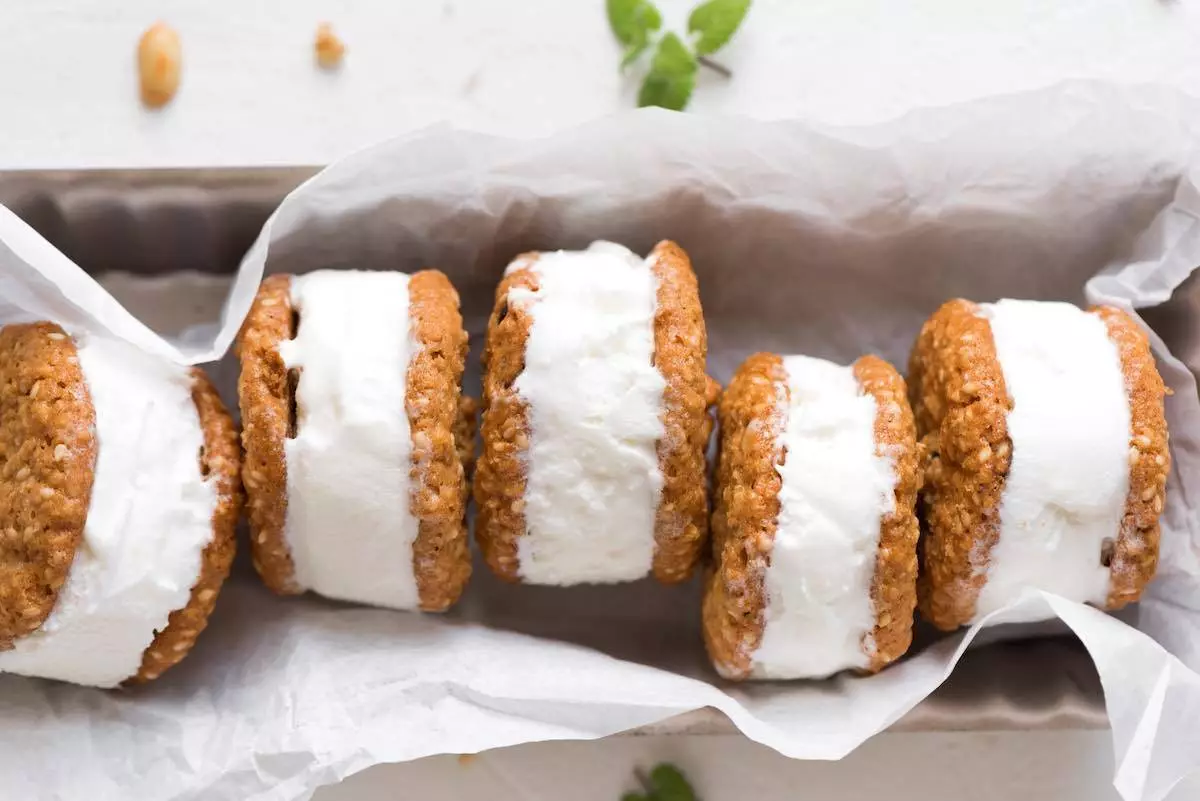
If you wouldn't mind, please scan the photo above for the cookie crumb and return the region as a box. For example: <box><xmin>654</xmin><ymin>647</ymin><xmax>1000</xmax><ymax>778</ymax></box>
<box><xmin>138</xmin><ymin>22</ymin><xmax>182</xmax><ymax>108</ymax></box>
<box><xmin>314</xmin><ymin>23</ymin><xmax>345</xmax><ymax>70</ymax></box>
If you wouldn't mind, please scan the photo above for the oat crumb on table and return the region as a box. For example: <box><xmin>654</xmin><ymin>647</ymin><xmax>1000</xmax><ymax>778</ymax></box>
<box><xmin>315</xmin><ymin>23</ymin><xmax>346</xmax><ymax>70</ymax></box>
<box><xmin>138</xmin><ymin>21</ymin><xmax>182</xmax><ymax>108</ymax></box>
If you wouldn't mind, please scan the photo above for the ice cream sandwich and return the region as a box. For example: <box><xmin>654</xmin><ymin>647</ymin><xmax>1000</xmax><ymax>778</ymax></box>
<box><xmin>909</xmin><ymin>299</ymin><xmax>1169</xmax><ymax>630</ymax></box>
<box><xmin>703</xmin><ymin>353</ymin><xmax>921</xmax><ymax>680</ymax></box>
<box><xmin>238</xmin><ymin>269</ymin><xmax>474</xmax><ymax>612</ymax></box>
<box><xmin>474</xmin><ymin>241</ymin><xmax>718</xmax><ymax>585</ymax></box>
<box><xmin>0</xmin><ymin>323</ymin><xmax>240</xmax><ymax>687</ymax></box>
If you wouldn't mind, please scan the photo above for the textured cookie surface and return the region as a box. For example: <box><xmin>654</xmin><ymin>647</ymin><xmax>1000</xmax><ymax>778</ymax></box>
<box><xmin>908</xmin><ymin>299</ymin><xmax>1013</xmax><ymax>631</ymax></box>
<box><xmin>702</xmin><ymin>353</ymin><xmax>785</xmax><ymax>679</ymax></box>
<box><xmin>474</xmin><ymin>256</ymin><xmax>539</xmax><ymax>582</ymax></box>
<box><xmin>1092</xmin><ymin>306</ymin><xmax>1169</xmax><ymax>609</ymax></box>
<box><xmin>238</xmin><ymin>274</ymin><xmax>298</xmax><ymax>594</ymax></box>
<box><xmin>0</xmin><ymin>323</ymin><xmax>97</xmax><ymax>649</ymax></box>
<box><xmin>649</xmin><ymin>241</ymin><xmax>716</xmax><ymax>584</ymax></box>
<box><xmin>853</xmin><ymin>355</ymin><xmax>921</xmax><ymax>671</ymax></box>
<box><xmin>407</xmin><ymin>270</ymin><xmax>473</xmax><ymax>612</ymax></box>
<box><xmin>131</xmin><ymin>369</ymin><xmax>241</xmax><ymax>683</ymax></box>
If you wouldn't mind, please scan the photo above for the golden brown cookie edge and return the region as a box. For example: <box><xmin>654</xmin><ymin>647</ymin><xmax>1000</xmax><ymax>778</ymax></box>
<box><xmin>237</xmin><ymin>274</ymin><xmax>300</xmax><ymax>595</ymax></box>
<box><xmin>408</xmin><ymin>270</ymin><xmax>473</xmax><ymax>612</ymax></box>
<box><xmin>473</xmin><ymin>255</ymin><xmax>539</xmax><ymax>582</ymax></box>
<box><xmin>1091</xmin><ymin>306</ymin><xmax>1170</xmax><ymax>609</ymax></box>
<box><xmin>853</xmin><ymin>355</ymin><xmax>921</xmax><ymax>671</ymax></box>
<box><xmin>0</xmin><ymin>322</ymin><xmax>97</xmax><ymax>648</ymax></box>
<box><xmin>701</xmin><ymin>353</ymin><xmax>785</xmax><ymax>680</ymax></box>
<box><xmin>909</xmin><ymin>299</ymin><xmax>1013</xmax><ymax>631</ymax></box>
<box><xmin>649</xmin><ymin>241</ymin><xmax>714</xmax><ymax>584</ymax></box>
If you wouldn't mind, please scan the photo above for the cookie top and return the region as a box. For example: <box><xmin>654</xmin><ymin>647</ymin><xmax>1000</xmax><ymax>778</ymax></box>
<box><xmin>648</xmin><ymin>241</ymin><xmax>716</xmax><ymax>584</ymax></box>
<box><xmin>0</xmin><ymin>323</ymin><xmax>97</xmax><ymax>648</ymax></box>
<box><xmin>703</xmin><ymin>352</ymin><xmax>787</xmax><ymax>678</ymax></box>
<box><xmin>237</xmin><ymin>274</ymin><xmax>299</xmax><ymax>595</ymax></box>
<box><xmin>406</xmin><ymin>270</ymin><xmax>473</xmax><ymax>612</ymax></box>
<box><xmin>908</xmin><ymin>299</ymin><xmax>1012</xmax><ymax>630</ymax></box>
<box><xmin>474</xmin><ymin>256</ymin><xmax>539</xmax><ymax>582</ymax></box>
<box><xmin>130</xmin><ymin>368</ymin><xmax>241</xmax><ymax>684</ymax></box>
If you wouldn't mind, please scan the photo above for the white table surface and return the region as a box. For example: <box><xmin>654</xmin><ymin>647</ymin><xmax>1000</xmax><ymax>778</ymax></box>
<box><xmin>317</xmin><ymin>732</ymin><xmax>1200</xmax><ymax>801</ymax></box>
<box><xmin>5</xmin><ymin>0</ymin><xmax>1200</xmax><ymax>169</ymax></box>
<box><xmin>5</xmin><ymin>2</ymin><xmax>1200</xmax><ymax>800</ymax></box>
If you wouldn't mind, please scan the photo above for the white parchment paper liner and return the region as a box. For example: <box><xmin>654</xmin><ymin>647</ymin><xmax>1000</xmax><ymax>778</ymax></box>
<box><xmin>0</xmin><ymin>81</ymin><xmax>1199</xmax><ymax>801</ymax></box>
<box><xmin>0</xmin><ymin>204</ymin><xmax>258</xmax><ymax>364</ymax></box>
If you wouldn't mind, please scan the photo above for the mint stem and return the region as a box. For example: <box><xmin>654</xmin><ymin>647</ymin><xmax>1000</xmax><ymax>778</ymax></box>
<box><xmin>697</xmin><ymin>55</ymin><xmax>732</xmax><ymax>77</ymax></box>
<box><xmin>634</xmin><ymin>768</ymin><xmax>655</xmax><ymax>794</ymax></box>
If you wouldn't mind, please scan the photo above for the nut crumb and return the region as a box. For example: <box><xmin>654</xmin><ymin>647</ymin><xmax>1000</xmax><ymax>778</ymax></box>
<box><xmin>138</xmin><ymin>22</ymin><xmax>182</xmax><ymax>108</ymax></box>
<box><xmin>314</xmin><ymin>23</ymin><xmax>345</xmax><ymax>69</ymax></box>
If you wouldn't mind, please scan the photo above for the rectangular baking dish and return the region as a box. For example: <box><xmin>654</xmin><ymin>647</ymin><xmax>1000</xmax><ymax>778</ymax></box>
<box><xmin>0</xmin><ymin>166</ymin><xmax>1146</xmax><ymax>734</ymax></box>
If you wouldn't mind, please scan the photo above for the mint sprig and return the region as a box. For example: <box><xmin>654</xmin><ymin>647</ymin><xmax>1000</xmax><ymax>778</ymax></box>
<box><xmin>622</xmin><ymin>763</ymin><xmax>698</xmax><ymax>801</ymax></box>
<box><xmin>608</xmin><ymin>0</ymin><xmax>751</xmax><ymax>111</ymax></box>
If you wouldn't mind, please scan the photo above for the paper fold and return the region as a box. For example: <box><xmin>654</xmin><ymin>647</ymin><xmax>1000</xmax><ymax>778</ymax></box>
<box><xmin>0</xmin><ymin>205</ymin><xmax>258</xmax><ymax>365</ymax></box>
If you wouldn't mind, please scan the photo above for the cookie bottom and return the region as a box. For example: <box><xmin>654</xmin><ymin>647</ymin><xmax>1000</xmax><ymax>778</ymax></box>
<box><xmin>129</xmin><ymin>369</ymin><xmax>241</xmax><ymax>684</ymax></box>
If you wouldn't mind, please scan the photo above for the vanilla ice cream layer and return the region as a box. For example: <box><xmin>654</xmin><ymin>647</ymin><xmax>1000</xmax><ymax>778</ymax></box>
<box><xmin>0</xmin><ymin>335</ymin><xmax>217</xmax><ymax>688</ymax></box>
<box><xmin>508</xmin><ymin>242</ymin><xmax>667</xmax><ymax>585</ymax></box>
<box><xmin>279</xmin><ymin>270</ymin><xmax>422</xmax><ymax>610</ymax></box>
<box><xmin>749</xmin><ymin>355</ymin><xmax>896</xmax><ymax>680</ymax></box>
<box><xmin>972</xmin><ymin>300</ymin><xmax>1131</xmax><ymax>622</ymax></box>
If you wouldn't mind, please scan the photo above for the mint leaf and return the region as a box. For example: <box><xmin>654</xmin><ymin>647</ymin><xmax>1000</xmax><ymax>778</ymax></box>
<box><xmin>608</xmin><ymin>0</ymin><xmax>663</xmax><ymax>47</ymax></box>
<box><xmin>637</xmin><ymin>33</ymin><xmax>697</xmax><ymax>111</ymax></box>
<box><xmin>649</xmin><ymin>764</ymin><xmax>697</xmax><ymax>801</ymax></box>
<box><xmin>687</xmin><ymin>0</ymin><xmax>751</xmax><ymax>55</ymax></box>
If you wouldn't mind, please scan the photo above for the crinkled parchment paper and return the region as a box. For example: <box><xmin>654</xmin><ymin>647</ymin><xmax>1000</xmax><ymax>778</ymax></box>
<box><xmin>0</xmin><ymin>82</ymin><xmax>1198</xmax><ymax>801</ymax></box>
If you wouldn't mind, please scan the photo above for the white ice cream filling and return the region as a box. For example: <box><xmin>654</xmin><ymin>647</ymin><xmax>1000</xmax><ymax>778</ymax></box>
<box><xmin>749</xmin><ymin>355</ymin><xmax>896</xmax><ymax>680</ymax></box>
<box><xmin>0</xmin><ymin>334</ymin><xmax>217</xmax><ymax>688</ymax></box>
<box><xmin>508</xmin><ymin>241</ymin><xmax>667</xmax><ymax>585</ymax></box>
<box><xmin>972</xmin><ymin>299</ymin><xmax>1131</xmax><ymax>622</ymax></box>
<box><xmin>279</xmin><ymin>269</ymin><xmax>423</xmax><ymax>610</ymax></box>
